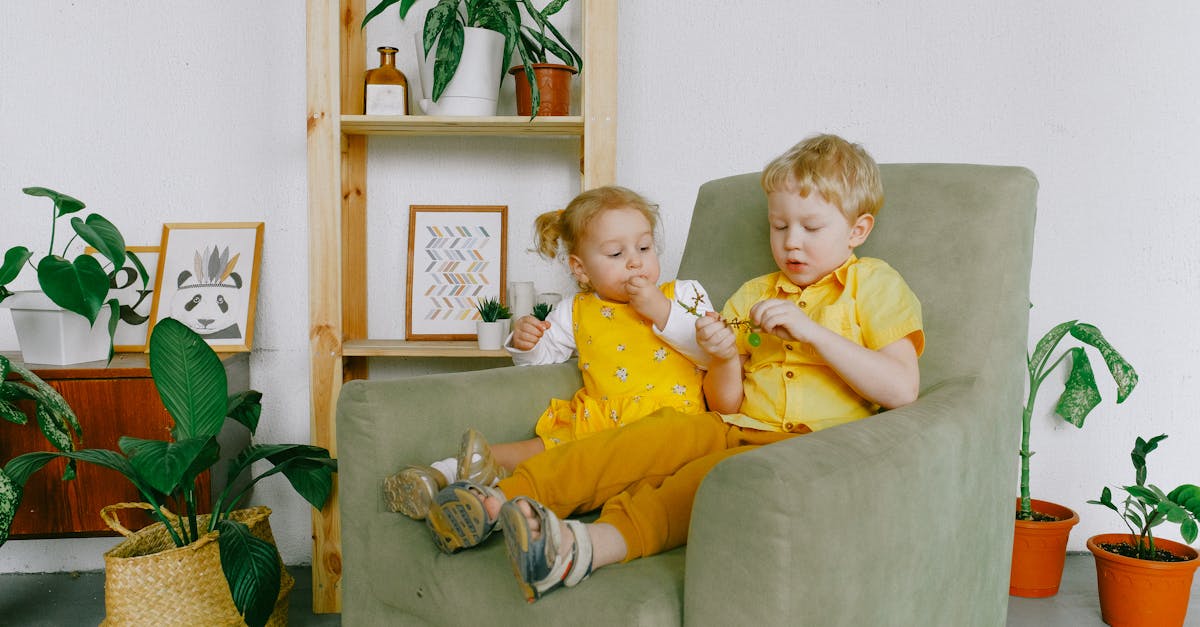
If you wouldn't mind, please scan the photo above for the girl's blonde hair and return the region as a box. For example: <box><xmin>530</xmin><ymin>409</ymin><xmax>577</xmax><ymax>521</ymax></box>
<box><xmin>761</xmin><ymin>134</ymin><xmax>884</xmax><ymax>220</ymax></box>
<box><xmin>533</xmin><ymin>186</ymin><xmax>660</xmax><ymax>292</ymax></box>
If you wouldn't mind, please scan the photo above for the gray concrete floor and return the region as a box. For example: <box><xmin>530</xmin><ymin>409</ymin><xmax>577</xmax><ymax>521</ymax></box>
<box><xmin>0</xmin><ymin>554</ymin><xmax>1196</xmax><ymax>625</ymax></box>
<box><xmin>1007</xmin><ymin>553</ymin><xmax>1199</xmax><ymax>626</ymax></box>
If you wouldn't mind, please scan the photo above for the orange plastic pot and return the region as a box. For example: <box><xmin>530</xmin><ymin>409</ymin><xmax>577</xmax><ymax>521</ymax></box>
<box><xmin>1088</xmin><ymin>533</ymin><xmax>1199</xmax><ymax>627</ymax></box>
<box><xmin>1010</xmin><ymin>498</ymin><xmax>1079</xmax><ymax>597</ymax></box>
<box><xmin>508</xmin><ymin>63</ymin><xmax>577</xmax><ymax>117</ymax></box>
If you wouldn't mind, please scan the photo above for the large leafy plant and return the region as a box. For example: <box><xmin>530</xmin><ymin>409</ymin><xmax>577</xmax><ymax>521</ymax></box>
<box><xmin>1089</xmin><ymin>434</ymin><xmax>1199</xmax><ymax>560</ymax></box>
<box><xmin>1018</xmin><ymin>320</ymin><xmax>1138</xmax><ymax>520</ymax></box>
<box><xmin>362</xmin><ymin>0</ymin><xmax>582</xmax><ymax>116</ymax></box>
<box><xmin>0</xmin><ymin>318</ymin><xmax>337</xmax><ymax>627</ymax></box>
<box><xmin>0</xmin><ymin>187</ymin><xmax>147</xmax><ymax>358</ymax></box>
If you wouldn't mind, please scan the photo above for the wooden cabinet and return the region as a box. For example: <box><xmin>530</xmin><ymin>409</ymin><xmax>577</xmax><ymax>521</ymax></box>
<box><xmin>305</xmin><ymin>0</ymin><xmax>617</xmax><ymax>611</ymax></box>
<box><xmin>0</xmin><ymin>353</ymin><xmax>249</xmax><ymax>538</ymax></box>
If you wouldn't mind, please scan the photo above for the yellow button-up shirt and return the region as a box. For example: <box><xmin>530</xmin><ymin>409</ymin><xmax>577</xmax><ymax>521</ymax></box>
<box><xmin>719</xmin><ymin>255</ymin><xmax>924</xmax><ymax>433</ymax></box>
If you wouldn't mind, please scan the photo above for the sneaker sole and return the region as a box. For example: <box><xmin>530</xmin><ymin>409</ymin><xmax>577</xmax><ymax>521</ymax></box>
<box><xmin>500</xmin><ymin>502</ymin><xmax>538</xmax><ymax>603</ymax></box>
<box><xmin>384</xmin><ymin>471</ymin><xmax>435</xmax><ymax>520</ymax></box>
<box><xmin>426</xmin><ymin>484</ymin><xmax>493</xmax><ymax>554</ymax></box>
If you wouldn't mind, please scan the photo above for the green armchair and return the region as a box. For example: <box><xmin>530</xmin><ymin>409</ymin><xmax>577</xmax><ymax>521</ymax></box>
<box><xmin>336</xmin><ymin>164</ymin><xmax>1038</xmax><ymax>625</ymax></box>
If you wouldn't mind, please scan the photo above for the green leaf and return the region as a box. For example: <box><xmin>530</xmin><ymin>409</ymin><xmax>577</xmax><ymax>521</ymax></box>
<box><xmin>124</xmin><ymin>250</ymin><xmax>150</xmax><ymax>287</ymax></box>
<box><xmin>1029</xmin><ymin>320</ymin><xmax>1076</xmax><ymax>377</ymax></box>
<box><xmin>1068</xmin><ymin>323</ymin><xmax>1139</xmax><ymax>402</ymax></box>
<box><xmin>227</xmin><ymin>390</ymin><xmax>263</xmax><ymax>434</ymax></box>
<box><xmin>149</xmin><ymin>318</ymin><xmax>228</xmax><ymax>440</ymax></box>
<box><xmin>1168</xmin><ymin>484</ymin><xmax>1200</xmax><ymax>518</ymax></box>
<box><xmin>227</xmin><ymin>445</ymin><xmax>337</xmax><ymax>510</ymax></box>
<box><xmin>0</xmin><ymin>468</ymin><xmax>20</xmax><ymax>546</ymax></box>
<box><xmin>361</xmin><ymin>0</ymin><xmax>404</xmax><ymax>27</ymax></box>
<box><xmin>0</xmin><ymin>246</ymin><xmax>33</xmax><ymax>285</ymax></box>
<box><xmin>36</xmin><ymin>255</ymin><xmax>107</xmax><ymax>323</ymax></box>
<box><xmin>22</xmin><ymin>187</ymin><xmax>86</xmax><ymax>218</ymax></box>
<box><xmin>71</xmin><ymin>215</ymin><xmax>127</xmax><ymax>270</ymax></box>
<box><xmin>7</xmin><ymin>360</ymin><xmax>82</xmax><ymax>443</ymax></box>
<box><xmin>216</xmin><ymin>519</ymin><xmax>281</xmax><ymax>627</ymax></box>
<box><xmin>423</xmin><ymin>0</ymin><xmax>460</xmax><ymax>55</ymax></box>
<box><xmin>431</xmin><ymin>17</ymin><xmax>465</xmax><ymax>102</ymax></box>
<box><xmin>541</xmin><ymin>0</ymin><xmax>569</xmax><ymax>17</ymax></box>
<box><xmin>1124</xmin><ymin>485</ymin><xmax>1160</xmax><ymax>505</ymax></box>
<box><xmin>120</xmin><ymin>436</ymin><xmax>214</xmax><ymax>496</ymax></box>
<box><xmin>1053</xmin><ymin>347</ymin><xmax>1100</xmax><ymax>427</ymax></box>
<box><xmin>1183</xmin><ymin>519</ymin><xmax>1198</xmax><ymax>544</ymax></box>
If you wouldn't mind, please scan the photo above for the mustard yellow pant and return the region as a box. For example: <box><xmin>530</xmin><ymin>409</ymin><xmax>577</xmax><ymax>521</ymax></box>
<box><xmin>496</xmin><ymin>407</ymin><xmax>803</xmax><ymax>561</ymax></box>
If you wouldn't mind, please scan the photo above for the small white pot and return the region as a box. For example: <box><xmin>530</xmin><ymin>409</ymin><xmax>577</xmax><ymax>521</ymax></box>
<box><xmin>475</xmin><ymin>320</ymin><xmax>507</xmax><ymax>351</ymax></box>
<box><xmin>3</xmin><ymin>290</ymin><xmax>111</xmax><ymax>365</ymax></box>
<box><xmin>416</xmin><ymin>26</ymin><xmax>506</xmax><ymax>116</ymax></box>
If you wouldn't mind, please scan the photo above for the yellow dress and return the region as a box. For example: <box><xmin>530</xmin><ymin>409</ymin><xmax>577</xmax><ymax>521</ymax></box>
<box><xmin>534</xmin><ymin>281</ymin><xmax>706</xmax><ymax>447</ymax></box>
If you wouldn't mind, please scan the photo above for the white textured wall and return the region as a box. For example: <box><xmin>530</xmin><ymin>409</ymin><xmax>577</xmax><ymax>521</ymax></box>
<box><xmin>1</xmin><ymin>1</ymin><xmax>1197</xmax><ymax>573</ymax></box>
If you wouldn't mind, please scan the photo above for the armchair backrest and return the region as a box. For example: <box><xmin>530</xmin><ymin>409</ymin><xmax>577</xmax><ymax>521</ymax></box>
<box><xmin>678</xmin><ymin>164</ymin><xmax>1039</xmax><ymax>388</ymax></box>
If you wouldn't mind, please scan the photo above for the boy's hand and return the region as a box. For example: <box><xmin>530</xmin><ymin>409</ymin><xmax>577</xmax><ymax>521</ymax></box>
<box><xmin>750</xmin><ymin>298</ymin><xmax>821</xmax><ymax>343</ymax></box>
<box><xmin>696</xmin><ymin>311</ymin><xmax>739</xmax><ymax>362</ymax></box>
<box><xmin>511</xmin><ymin>315</ymin><xmax>550</xmax><ymax>351</ymax></box>
<box><xmin>627</xmin><ymin>275</ymin><xmax>670</xmax><ymax>328</ymax></box>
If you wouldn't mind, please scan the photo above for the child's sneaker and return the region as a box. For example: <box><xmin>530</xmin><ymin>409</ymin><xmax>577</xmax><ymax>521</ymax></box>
<box><xmin>383</xmin><ymin>465</ymin><xmax>447</xmax><ymax>520</ymax></box>
<box><xmin>456</xmin><ymin>428</ymin><xmax>509</xmax><ymax>486</ymax></box>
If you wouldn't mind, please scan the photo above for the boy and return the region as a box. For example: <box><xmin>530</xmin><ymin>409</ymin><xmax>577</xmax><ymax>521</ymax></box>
<box><xmin>423</xmin><ymin>133</ymin><xmax>925</xmax><ymax>603</ymax></box>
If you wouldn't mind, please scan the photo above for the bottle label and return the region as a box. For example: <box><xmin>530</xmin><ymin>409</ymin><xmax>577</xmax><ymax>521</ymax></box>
<box><xmin>366</xmin><ymin>84</ymin><xmax>407</xmax><ymax>115</ymax></box>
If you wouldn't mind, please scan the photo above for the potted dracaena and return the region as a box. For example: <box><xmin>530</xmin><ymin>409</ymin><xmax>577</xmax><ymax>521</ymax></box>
<box><xmin>0</xmin><ymin>318</ymin><xmax>337</xmax><ymax>627</ymax></box>
<box><xmin>1009</xmin><ymin>320</ymin><xmax>1138</xmax><ymax>598</ymax></box>
<box><xmin>362</xmin><ymin>0</ymin><xmax>581</xmax><ymax>119</ymax></box>
<box><xmin>0</xmin><ymin>186</ymin><xmax>148</xmax><ymax>365</ymax></box>
<box><xmin>1086</xmin><ymin>434</ymin><xmax>1199</xmax><ymax>627</ymax></box>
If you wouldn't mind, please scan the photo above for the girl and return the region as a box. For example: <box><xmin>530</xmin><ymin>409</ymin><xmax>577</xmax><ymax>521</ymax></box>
<box><xmin>385</xmin><ymin>185</ymin><xmax>715</xmax><ymax>520</ymax></box>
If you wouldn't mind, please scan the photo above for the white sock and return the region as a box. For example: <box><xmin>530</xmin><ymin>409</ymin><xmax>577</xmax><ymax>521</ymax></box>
<box><xmin>430</xmin><ymin>458</ymin><xmax>457</xmax><ymax>484</ymax></box>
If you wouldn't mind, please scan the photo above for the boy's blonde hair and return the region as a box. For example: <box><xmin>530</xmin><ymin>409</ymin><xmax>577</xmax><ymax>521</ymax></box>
<box><xmin>534</xmin><ymin>186</ymin><xmax>660</xmax><ymax>292</ymax></box>
<box><xmin>761</xmin><ymin>134</ymin><xmax>884</xmax><ymax>220</ymax></box>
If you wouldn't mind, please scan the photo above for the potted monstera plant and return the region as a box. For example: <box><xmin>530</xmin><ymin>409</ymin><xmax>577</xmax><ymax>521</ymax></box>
<box><xmin>1010</xmin><ymin>320</ymin><xmax>1138</xmax><ymax>598</ymax></box>
<box><xmin>1087</xmin><ymin>434</ymin><xmax>1199</xmax><ymax>627</ymax></box>
<box><xmin>362</xmin><ymin>0</ymin><xmax>581</xmax><ymax>119</ymax></box>
<box><xmin>0</xmin><ymin>318</ymin><xmax>336</xmax><ymax>627</ymax></box>
<box><xmin>0</xmin><ymin>186</ymin><xmax>147</xmax><ymax>365</ymax></box>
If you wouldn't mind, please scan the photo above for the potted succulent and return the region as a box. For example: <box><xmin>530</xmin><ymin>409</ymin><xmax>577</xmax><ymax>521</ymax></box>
<box><xmin>507</xmin><ymin>0</ymin><xmax>583</xmax><ymax>117</ymax></box>
<box><xmin>362</xmin><ymin>0</ymin><xmax>581</xmax><ymax>119</ymax></box>
<box><xmin>0</xmin><ymin>186</ymin><xmax>147</xmax><ymax>364</ymax></box>
<box><xmin>1010</xmin><ymin>320</ymin><xmax>1138</xmax><ymax>597</ymax></box>
<box><xmin>474</xmin><ymin>296</ymin><xmax>511</xmax><ymax>350</ymax></box>
<box><xmin>531</xmin><ymin>300</ymin><xmax>553</xmax><ymax>321</ymax></box>
<box><xmin>0</xmin><ymin>318</ymin><xmax>337</xmax><ymax>627</ymax></box>
<box><xmin>1087</xmin><ymin>434</ymin><xmax>1199</xmax><ymax>627</ymax></box>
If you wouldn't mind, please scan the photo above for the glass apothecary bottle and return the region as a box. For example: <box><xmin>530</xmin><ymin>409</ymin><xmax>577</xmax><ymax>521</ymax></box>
<box><xmin>364</xmin><ymin>46</ymin><xmax>408</xmax><ymax>115</ymax></box>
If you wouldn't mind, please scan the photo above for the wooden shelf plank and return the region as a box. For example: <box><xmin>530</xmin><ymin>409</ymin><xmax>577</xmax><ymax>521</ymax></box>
<box><xmin>340</xmin><ymin>115</ymin><xmax>584</xmax><ymax>136</ymax></box>
<box><xmin>343</xmin><ymin>339</ymin><xmax>512</xmax><ymax>358</ymax></box>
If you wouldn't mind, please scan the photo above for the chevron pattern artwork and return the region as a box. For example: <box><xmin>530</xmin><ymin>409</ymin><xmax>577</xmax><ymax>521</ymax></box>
<box><xmin>420</xmin><ymin>224</ymin><xmax>493</xmax><ymax>321</ymax></box>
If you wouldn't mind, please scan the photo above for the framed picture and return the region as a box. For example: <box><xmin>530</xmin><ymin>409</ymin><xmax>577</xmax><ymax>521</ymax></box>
<box><xmin>147</xmin><ymin>222</ymin><xmax>264</xmax><ymax>352</ymax></box>
<box><xmin>85</xmin><ymin>245</ymin><xmax>160</xmax><ymax>352</ymax></box>
<box><xmin>406</xmin><ymin>205</ymin><xmax>507</xmax><ymax>340</ymax></box>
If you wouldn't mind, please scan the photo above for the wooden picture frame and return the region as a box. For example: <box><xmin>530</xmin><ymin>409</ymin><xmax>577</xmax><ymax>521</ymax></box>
<box><xmin>405</xmin><ymin>205</ymin><xmax>507</xmax><ymax>340</ymax></box>
<box><xmin>84</xmin><ymin>245</ymin><xmax>160</xmax><ymax>352</ymax></box>
<box><xmin>147</xmin><ymin>222</ymin><xmax>264</xmax><ymax>352</ymax></box>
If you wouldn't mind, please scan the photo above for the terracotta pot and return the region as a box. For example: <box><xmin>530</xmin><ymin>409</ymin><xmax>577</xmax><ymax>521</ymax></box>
<box><xmin>508</xmin><ymin>63</ymin><xmax>578</xmax><ymax>117</ymax></box>
<box><xmin>1087</xmin><ymin>533</ymin><xmax>1199</xmax><ymax>627</ymax></box>
<box><xmin>1010</xmin><ymin>498</ymin><xmax>1079</xmax><ymax>597</ymax></box>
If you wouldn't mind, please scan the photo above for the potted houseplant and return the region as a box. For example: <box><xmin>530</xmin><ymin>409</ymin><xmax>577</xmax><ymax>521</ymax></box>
<box><xmin>1010</xmin><ymin>320</ymin><xmax>1138</xmax><ymax>597</ymax></box>
<box><xmin>507</xmin><ymin>0</ymin><xmax>583</xmax><ymax>117</ymax></box>
<box><xmin>1087</xmin><ymin>434</ymin><xmax>1199</xmax><ymax>627</ymax></box>
<box><xmin>475</xmin><ymin>296</ymin><xmax>511</xmax><ymax>350</ymax></box>
<box><xmin>0</xmin><ymin>317</ymin><xmax>337</xmax><ymax>627</ymax></box>
<box><xmin>362</xmin><ymin>0</ymin><xmax>581</xmax><ymax>119</ymax></box>
<box><xmin>0</xmin><ymin>186</ymin><xmax>147</xmax><ymax>365</ymax></box>
<box><xmin>531</xmin><ymin>300</ymin><xmax>553</xmax><ymax>321</ymax></box>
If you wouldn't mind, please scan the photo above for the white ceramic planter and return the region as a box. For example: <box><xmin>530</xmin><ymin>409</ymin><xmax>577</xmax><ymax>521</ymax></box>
<box><xmin>3</xmin><ymin>290</ymin><xmax>110</xmax><ymax>365</ymax></box>
<box><xmin>416</xmin><ymin>26</ymin><xmax>505</xmax><ymax>116</ymax></box>
<box><xmin>476</xmin><ymin>320</ymin><xmax>507</xmax><ymax>351</ymax></box>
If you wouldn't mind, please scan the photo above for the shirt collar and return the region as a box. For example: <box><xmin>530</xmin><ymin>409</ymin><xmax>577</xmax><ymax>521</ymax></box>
<box><xmin>772</xmin><ymin>254</ymin><xmax>858</xmax><ymax>294</ymax></box>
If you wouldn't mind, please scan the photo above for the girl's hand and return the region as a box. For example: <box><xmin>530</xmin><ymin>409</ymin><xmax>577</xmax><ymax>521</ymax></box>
<box><xmin>627</xmin><ymin>275</ymin><xmax>670</xmax><ymax>328</ymax></box>
<box><xmin>750</xmin><ymin>298</ymin><xmax>820</xmax><ymax>343</ymax></box>
<box><xmin>696</xmin><ymin>311</ymin><xmax>739</xmax><ymax>362</ymax></box>
<box><xmin>511</xmin><ymin>315</ymin><xmax>551</xmax><ymax>351</ymax></box>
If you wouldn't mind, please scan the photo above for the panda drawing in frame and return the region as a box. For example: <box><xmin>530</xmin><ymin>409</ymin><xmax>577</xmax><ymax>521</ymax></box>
<box><xmin>149</xmin><ymin>222</ymin><xmax>263</xmax><ymax>352</ymax></box>
<box><xmin>172</xmin><ymin>245</ymin><xmax>245</xmax><ymax>340</ymax></box>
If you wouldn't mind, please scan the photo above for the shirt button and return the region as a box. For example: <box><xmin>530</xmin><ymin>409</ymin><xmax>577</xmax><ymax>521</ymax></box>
<box><xmin>785</xmin><ymin>370</ymin><xmax>795</xmax><ymax>379</ymax></box>
<box><xmin>783</xmin><ymin>422</ymin><xmax>794</xmax><ymax>431</ymax></box>
<box><xmin>785</xmin><ymin>344</ymin><xmax>794</xmax><ymax>351</ymax></box>
<box><xmin>798</xmin><ymin>301</ymin><xmax>807</xmax><ymax>308</ymax></box>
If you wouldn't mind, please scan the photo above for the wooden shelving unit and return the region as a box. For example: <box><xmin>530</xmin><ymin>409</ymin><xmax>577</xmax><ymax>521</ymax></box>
<box><xmin>305</xmin><ymin>0</ymin><xmax>616</xmax><ymax>612</ymax></box>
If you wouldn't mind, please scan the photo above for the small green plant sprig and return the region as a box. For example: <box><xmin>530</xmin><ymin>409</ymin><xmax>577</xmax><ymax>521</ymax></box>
<box><xmin>531</xmin><ymin>301</ymin><xmax>553</xmax><ymax>321</ymax></box>
<box><xmin>475</xmin><ymin>297</ymin><xmax>512</xmax><ymax>323</ymax></box>
<box><xmin>1088</xmin><ymin>434</ymin><xmax>1199</xmax><ymax>561</ymax></box>
<box><xmin>676</xmin><ymin>292</ymin><xmax>761</xmax><ymax>347</ymax></box>
<box><xmin>1018</xmin><ymin>321</ymin><xmax>1138</xmax><ymax>521</ymax></box>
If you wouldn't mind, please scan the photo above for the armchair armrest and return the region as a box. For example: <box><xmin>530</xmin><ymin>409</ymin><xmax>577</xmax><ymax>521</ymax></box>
<box><xmin>685</xmin><ymin>376</ymin><xmax>1014</xmax><ymax>626</ymax></box>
